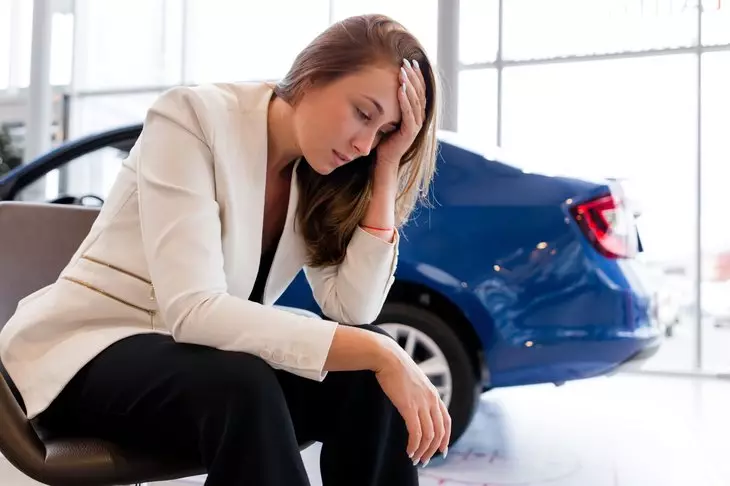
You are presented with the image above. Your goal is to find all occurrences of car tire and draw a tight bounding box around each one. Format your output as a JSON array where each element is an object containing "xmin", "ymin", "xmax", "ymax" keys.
[{"xmin": 375, "ymin": 302, "xmax": 481, "ymax": 446}]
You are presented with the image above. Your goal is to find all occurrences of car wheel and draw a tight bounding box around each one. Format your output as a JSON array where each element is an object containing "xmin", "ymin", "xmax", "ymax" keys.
[{"xmin": 376, "ymin": 302, "xmax": 481, "ymax": 446}]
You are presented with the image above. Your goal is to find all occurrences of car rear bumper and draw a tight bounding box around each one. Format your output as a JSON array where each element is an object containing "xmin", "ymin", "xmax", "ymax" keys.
[
  {"xmin": 472, "ymin": 255, "xmax": 665, "ymax": 389},
  {"xmin": 487, "ymin": 331, "xmax": 664, "ymax": 388},
  {"xmin": 609, "ymin": 333, "xmax": 663, "ymax": 373}
]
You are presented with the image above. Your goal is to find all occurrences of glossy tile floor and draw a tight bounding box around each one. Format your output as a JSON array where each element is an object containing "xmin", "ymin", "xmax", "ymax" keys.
[{"xmin": 3, "ymin": 373, "xmax": 729, "ymax": 486}]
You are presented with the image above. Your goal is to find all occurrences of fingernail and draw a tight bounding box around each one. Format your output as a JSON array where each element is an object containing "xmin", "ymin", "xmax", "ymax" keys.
[
  {"xmin": 422, "ymin": 459, "xmax": 430, "ymax": 467},
  {"xmin": 413, "ymin": 59, "xmax": 420, "ymax": 70},
  {"xmin": 443, "ymin": 447, "xmax": 448, "ymax": 459},
  {"xmin": 402, "ymin": 82, "xmax": 407, "ymax": 94},
  {"xmin": 412, "ymin": 458, "xmax": 419, "ymax": 466},
  {"xmin": 403, "ymin": 58, "xmax": 411, "ymax": 68},
  {"xmin": 400, "ymin": 67, "xmax": 407, "ymax": 82},
  {"xmin": 408, "ymin": 451, "xmax": 414, "ymax": 459}
]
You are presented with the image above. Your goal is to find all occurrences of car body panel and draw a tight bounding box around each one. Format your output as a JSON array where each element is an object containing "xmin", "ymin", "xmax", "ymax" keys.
[{"xmin": 0, "ymin": 124, "xmax": 662, "ymax": 390}]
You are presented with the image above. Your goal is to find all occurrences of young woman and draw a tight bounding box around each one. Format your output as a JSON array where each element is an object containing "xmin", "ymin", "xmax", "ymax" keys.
[{"xmin": 0, "ymin": 13, "xmax": 447, "ymax": 485}]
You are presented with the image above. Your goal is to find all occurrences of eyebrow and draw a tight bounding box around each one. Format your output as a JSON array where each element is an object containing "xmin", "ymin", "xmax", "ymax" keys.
[
  {"xmin": 363, "ymin": 95, "xmax": 399, "ymax": 127},
  {"xmin": 364, "ymin": 95, "xmax": 384, "ymax": 115}
]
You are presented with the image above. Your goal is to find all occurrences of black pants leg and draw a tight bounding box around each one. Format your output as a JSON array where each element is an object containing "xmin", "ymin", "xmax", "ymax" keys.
[
  {"xmin": 36, "ymin": 326, "xmax": 418, "ymax": 486},
  {"xmin": 276, "ymin": 325, "xmax": 418, "ymax": 486}
]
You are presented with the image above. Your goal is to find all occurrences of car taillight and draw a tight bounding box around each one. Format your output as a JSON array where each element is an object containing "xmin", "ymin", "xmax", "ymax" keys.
[{"xmin": 571, "ymin": 194, "xmax": 638, "ymax": 259}]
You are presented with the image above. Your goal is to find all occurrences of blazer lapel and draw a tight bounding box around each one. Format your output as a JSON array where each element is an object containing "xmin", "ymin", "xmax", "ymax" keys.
[
  {"xmin": 263, "ymin": 158, "xmax": 307, "ymax": 305},
  {"xmin": 222, "ymin": 85, "xmax": 271, "ymax": 298},
  {"xmin": 223, "ymin": 82, "xmax": 307, "ymax": 305}
]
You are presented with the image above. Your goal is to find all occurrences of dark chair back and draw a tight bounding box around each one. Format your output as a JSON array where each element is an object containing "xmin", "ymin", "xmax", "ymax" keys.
[
  {"xmin": 0, "ymin": 201, "xmax": 98, "ymax": 481},
  {"xmin": 0, "ymin": 201, "xmax": 99, "ymax": 328}
]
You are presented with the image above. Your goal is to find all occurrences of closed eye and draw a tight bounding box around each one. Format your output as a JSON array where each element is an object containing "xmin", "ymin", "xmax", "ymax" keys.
[
  {"xmin": 355, "ymin": 107, "xmax": 371, "ymax": 121},
  {"xmin": 355, "ymin": 105, "xmax": 396, "ymax": 138}
]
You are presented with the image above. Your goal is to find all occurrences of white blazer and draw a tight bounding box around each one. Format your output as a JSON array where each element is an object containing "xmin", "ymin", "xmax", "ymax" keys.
[{"xmin": 0, "ymin": 82, "xmax": 399, "ymax": 420}]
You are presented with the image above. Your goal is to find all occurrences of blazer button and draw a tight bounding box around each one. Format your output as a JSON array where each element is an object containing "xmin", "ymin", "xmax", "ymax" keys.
[
  {"xmin": 272, "ymin": 350, "xmax": 286, "ymax": 364},
  {"xmin": 260, "ymin": 349, "xmax": 272, "ymax": 360}
]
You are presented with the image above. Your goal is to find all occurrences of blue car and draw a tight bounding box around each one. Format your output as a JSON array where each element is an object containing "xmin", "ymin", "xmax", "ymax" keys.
[{"xmin": 0, "ymin": 125, "xmax": 663, "ymax": 445}]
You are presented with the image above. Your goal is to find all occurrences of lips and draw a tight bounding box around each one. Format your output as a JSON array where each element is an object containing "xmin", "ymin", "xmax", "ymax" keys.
[{"xmin": 333, "ymin": 150, "xmax": 352, "ymax": 163}]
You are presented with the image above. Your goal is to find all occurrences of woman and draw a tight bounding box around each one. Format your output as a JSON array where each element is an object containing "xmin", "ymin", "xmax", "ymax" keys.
[{"xmin": 0, "ymin": 13, "xmax": 448, "ymax": 485}]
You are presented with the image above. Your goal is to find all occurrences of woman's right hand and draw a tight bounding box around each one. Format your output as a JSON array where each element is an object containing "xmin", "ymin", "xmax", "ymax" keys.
[{"xmin": 373, "ymin": 334, "xmax": 451, "ymax": 466}]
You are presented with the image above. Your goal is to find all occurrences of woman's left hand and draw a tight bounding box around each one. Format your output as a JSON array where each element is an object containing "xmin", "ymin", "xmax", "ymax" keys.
[{"xmin": 376, "ymin": 59, "xmax": 427, "ymax": 167}]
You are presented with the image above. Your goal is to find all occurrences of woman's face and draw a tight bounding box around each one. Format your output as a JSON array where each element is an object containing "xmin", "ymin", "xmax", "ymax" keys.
[{"xmin": 293, "ymin": 65, "xmax": 402, "ymax": 175}]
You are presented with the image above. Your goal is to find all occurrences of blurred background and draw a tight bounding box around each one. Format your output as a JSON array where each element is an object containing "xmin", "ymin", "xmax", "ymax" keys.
[
  {"xmin": 1, "ymin": 1, "xmax": 730, "ymax": 484},
  {"xmin": 1, "ymin": 0, "xmax": 727, "ymax": 374}
]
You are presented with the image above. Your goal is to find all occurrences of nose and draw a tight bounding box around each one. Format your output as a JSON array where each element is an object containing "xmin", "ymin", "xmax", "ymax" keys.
[{"xmin": 352, "ymin": 130, "xmax": 378, "ymax": 157}]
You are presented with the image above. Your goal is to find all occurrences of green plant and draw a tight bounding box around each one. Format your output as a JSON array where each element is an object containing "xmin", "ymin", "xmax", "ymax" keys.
[{"xmin": 0, "ymin": 126, "xmax": 22, "ymax": 176}]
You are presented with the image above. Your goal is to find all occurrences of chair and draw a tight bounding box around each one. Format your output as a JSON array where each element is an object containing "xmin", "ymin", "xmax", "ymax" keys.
[{"xmin": 0, "ymin": 201, "xmax": 315, "ymax": 485}]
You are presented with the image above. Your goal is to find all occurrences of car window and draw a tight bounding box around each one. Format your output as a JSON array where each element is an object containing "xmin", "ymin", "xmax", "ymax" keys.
[{"xmin": 15, "ymin": 145, "xmax": 131, "ymax": 203}]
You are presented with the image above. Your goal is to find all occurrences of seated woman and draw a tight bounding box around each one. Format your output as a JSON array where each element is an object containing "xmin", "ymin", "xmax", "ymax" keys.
[{"xmin": 0, "ymin": 13, "xmax": 448, "ymax": 486}]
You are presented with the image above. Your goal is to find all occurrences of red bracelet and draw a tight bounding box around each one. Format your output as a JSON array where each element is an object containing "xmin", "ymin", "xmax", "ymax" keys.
[{"xmin": 360, "ymin": 223, "xmax": 394, "ymax": 232}]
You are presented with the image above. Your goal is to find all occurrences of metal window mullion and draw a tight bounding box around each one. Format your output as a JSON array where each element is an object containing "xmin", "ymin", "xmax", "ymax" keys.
[
  {"xmin": 7, "ymin": 0, "xmax": 22, "ymax": 91},
  {"xmin": 60, "ymin": 0, "xmax": 87, "ymax": 194},
  {"xmin": 180, "ymin": 0, "xmax": 189, "ymax": 85},
  {"xmin": 459, "ymin": 43, "xmax": 730, "ymax": 70},
  {"xmin": 437, "ymin": 0, "xmax": 459, "ymax": 131},
  {"xmin": 496, "ymin": 0, "xmax": 504, "ymax": 147},
  {"xmin": 694, "ymin": 0, "xmax": 704, "ymax": 372}
]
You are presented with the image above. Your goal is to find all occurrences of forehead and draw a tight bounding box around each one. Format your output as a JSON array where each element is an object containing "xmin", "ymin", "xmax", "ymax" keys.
[{"xmin": 330, "ymin": 65, "xmax": 400, "ymax": 111}]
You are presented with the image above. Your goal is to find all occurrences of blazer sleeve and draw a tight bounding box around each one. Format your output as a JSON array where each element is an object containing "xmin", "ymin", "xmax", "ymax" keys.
[
  {"xmin": 136, "ymin": 86, "xmax": 337, "ymax": 381},
  {"xmin": 303, "ymin": 225, "xmax": 399, "ymax": 325}
]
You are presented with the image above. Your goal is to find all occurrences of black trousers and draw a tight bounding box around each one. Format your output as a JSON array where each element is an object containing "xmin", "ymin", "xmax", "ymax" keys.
[{"xmin": 36, "ymin": 325, "xmax": 418, "ymax": 486}]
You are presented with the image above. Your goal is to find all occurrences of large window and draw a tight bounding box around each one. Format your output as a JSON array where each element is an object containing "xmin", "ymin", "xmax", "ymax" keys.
[
  {"xmin": 503, "ymin": 0, "xmax": 699, "ymax": 61},
  {"xmin": 12, "ymin": 0, "xmax": 32, "ymax": 88},
  {"xmin": 49, "ymin": 12, "xmax": 73, "ymax": 87},
  {"xmin": 72, "ymin": 0, "xmax": 180, "ymax": 90},
  {"xmin": 185, "ymin": 0, "xmax": 330, "ymax": 84},
  {"xmin": 457, "ymin": 69, "xmax": 498, "ymax": 150},
  {"xmin": 0, "ymin": 0, "xmax": 10, "ymax": 89},
  {"xmin": 459, "ymin": 0, "xmax": 499, "ymax": 65},
  {"xmin": 0, "ymin": 1, "xmax": 74, "ymax": 89},
  {"xmin": 702, "ymin": 0, "xmax": 730, "ymax": 46},
  {"xmin": 502, "ymin": 55, "xmax": 698, "ymax": 259}
]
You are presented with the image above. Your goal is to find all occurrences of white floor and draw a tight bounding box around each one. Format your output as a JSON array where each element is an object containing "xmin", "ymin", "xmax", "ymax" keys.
[{"xmin": 3, "ymin": 373, "xmax": 730, "ymax": 486}]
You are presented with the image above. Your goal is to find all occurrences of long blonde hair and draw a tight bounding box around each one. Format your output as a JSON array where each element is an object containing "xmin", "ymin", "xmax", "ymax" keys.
[{"xmin": 274, "ymin": 14, "xmax": 441, "ymax": 267}]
